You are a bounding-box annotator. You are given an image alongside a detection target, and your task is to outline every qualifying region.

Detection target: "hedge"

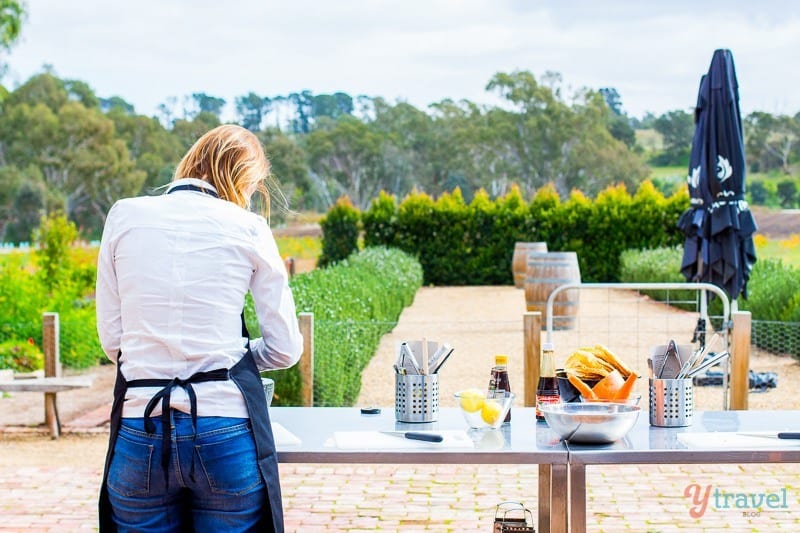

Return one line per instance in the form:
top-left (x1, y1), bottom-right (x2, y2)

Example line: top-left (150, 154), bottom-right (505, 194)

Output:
top-left (619, 246), bottom-right (800, 358)
top-left (246, 246), bottom-right (423, 406)
top-left (356, 181), bottom-right (688, 284)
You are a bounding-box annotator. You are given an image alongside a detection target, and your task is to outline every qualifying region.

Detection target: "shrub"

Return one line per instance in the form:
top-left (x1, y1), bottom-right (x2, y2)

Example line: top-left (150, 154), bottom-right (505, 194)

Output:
top-left (359, 181), bottom-right (688, 285)
top-left (245, 246), bottom-right (423, 406)
top-left (0, 338), bottom-right (44, 372)
top-left (620, 247), bottom-right (800, 358)
top-left (317, 196), bottom-right (360, 267)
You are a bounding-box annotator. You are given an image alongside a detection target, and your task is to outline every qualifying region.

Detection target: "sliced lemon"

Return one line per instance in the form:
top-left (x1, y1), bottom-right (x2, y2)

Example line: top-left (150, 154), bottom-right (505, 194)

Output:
top-left (458, 389), bottom-right (485, 413)
top-left (480, 399), bottom-right (504, 425)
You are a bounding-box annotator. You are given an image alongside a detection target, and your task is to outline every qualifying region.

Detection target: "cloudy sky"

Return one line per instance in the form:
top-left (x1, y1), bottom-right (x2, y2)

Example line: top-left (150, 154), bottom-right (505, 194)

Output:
top-left (4, 0), bottom-right (800, 120)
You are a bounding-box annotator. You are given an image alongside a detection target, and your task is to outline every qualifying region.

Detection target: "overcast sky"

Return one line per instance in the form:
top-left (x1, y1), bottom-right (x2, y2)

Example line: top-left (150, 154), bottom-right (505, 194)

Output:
top-left (4, 0), bottom-right (800, 120)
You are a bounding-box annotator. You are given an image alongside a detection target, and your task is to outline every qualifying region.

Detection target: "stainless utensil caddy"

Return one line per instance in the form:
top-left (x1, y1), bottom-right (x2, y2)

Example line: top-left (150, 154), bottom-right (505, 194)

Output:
top-left (395, 373), bottom-right (439, 423)
top-left (649, 378), bottom-right (693, 427)
top-left (493, 501), bottom-right (535, 533)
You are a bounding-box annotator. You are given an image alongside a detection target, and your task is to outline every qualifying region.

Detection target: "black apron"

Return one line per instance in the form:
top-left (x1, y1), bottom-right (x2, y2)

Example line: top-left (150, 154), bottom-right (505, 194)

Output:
top-left (98, 319), bottom-right (284, 532)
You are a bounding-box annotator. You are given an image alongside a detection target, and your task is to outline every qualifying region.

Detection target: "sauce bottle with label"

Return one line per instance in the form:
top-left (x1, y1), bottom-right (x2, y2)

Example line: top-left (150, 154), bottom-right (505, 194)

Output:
top-left (487, 354), bottom-right (511, 423)
top-left (536, 343), bottom-right (561, 421)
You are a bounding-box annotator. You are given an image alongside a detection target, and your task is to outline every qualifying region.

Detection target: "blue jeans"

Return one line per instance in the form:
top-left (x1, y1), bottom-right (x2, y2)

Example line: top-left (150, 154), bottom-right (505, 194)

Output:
top-left (108, 410), bottom-right (267, 532)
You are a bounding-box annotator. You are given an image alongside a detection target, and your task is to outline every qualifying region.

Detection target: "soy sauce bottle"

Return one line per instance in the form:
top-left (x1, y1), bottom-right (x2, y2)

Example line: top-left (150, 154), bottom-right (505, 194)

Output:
top-left (487, 354), bottom-right (511, 423)
top-left (536, 343), bottom-right (560, 421)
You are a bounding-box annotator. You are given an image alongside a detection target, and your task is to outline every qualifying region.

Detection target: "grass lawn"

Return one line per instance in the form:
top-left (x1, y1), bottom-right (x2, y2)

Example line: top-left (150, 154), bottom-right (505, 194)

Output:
top-left (755, 235), bottom-right (800, 268)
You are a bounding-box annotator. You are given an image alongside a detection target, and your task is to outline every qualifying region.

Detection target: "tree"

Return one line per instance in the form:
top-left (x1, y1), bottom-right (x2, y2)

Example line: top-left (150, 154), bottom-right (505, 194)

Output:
top-left (652, 110), bottom-right (693, 165)
top-left (191, 92), bottom-right (226, 119)
top-left (235, 92), bottom-right (271, 131)
top-left (304, 115), bottom-right (383, 210)
top-left (288, 90), bottom-right (314, 134)
top-left (99, 96), bottom-right (135, 115)
top-left (106, 107), bottom-right (182, 191)
top-left (0, 96), bottom-right (144, 234)
top-left (599, 87), bottom-right (623, 115)
top-left (0, 0), bottom-right (25, 52)
top-left (776, 179), bottom-right (798, 208)
top-left (171, 111), bottom-right (221, 150)
top-left (744, 111), bottom-right (799, 174)
top-left (4, 71), bottom-right (69, 111)
top-left (312, 92), bottom-right (353, 120)
top-left (259, 128), bottom-right (311, 210)
top-left (485, 70), bottom-right (648, 197)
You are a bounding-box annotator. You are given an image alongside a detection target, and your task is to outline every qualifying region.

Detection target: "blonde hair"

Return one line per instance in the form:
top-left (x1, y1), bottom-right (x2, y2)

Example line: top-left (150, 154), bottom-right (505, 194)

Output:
top-left (173, 124), bottom-right (270, 211)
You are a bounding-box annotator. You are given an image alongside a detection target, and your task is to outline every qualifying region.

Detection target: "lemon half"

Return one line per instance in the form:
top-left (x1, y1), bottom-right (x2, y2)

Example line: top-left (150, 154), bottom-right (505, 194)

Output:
top-left (458, 389), bottom-right (485, 413)
top-left (480, 399), bottom-right (504, 425)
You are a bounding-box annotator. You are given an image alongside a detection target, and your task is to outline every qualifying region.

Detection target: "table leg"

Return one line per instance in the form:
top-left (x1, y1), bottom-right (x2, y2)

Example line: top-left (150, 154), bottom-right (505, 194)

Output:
top-left (569, 464), bottom-right (586, 533)
top-left (44, 392), bottom-right (60, 439)
top-left (550, 463), bottom-right (568, 533)
top-left (538, 464), bottom-right (551, 532)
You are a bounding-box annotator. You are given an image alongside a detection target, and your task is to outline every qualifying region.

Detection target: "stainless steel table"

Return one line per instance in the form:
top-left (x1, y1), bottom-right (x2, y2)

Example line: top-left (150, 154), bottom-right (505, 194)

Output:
top-left (565, 410), bottom-right (800, 533)
top-left (270, 407), bottom-right (570, 532)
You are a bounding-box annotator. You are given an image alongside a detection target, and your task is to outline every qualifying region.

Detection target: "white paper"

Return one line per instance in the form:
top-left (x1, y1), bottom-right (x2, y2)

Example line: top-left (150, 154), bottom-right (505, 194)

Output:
top-left (677, 432), bottom-right (800, 449)
top-left (272, 422), bottom-right (301, 447)
top-left (332, 430), bottom-right (474, 450)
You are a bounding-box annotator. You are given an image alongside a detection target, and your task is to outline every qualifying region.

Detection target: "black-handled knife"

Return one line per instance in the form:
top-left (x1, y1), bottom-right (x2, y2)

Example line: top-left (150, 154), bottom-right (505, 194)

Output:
top-left (380, 431), bottom-right (444, 443)
top-left (778, 432), bottom-right (800, 439)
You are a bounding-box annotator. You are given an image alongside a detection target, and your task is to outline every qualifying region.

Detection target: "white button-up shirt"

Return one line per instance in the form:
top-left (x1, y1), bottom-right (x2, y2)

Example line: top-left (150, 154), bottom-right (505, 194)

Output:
top-left (95, 178), bottom-right (303, 418)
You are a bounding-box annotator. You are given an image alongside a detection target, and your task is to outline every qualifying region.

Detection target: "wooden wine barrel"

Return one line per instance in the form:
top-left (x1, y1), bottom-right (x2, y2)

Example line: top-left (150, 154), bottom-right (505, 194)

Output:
top-left (511, 242), bottom-right (548, 288)
top-left (524, 251), bottom-right (581, 329)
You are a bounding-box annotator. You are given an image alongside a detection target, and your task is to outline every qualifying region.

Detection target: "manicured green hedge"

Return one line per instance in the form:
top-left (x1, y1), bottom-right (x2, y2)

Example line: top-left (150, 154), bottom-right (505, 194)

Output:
top-left (317, 196), bottom-right (360, 267)
top-left (356, 181), bottom-right (688, 285)
top-left (247, 246), bottom-right (423, 406)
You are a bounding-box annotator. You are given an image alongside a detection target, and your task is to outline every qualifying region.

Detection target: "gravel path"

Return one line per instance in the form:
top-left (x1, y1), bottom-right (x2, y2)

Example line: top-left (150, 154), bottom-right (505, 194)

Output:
top-left (357, 285), bottom-right (800, 412)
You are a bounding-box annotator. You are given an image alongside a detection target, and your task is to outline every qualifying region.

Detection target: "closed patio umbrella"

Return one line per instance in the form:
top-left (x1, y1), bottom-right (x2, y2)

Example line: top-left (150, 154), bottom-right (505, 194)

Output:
top-left (680, 48), bottom-right (757, 302)
top-left (678, 73), bottom-right (713, 283)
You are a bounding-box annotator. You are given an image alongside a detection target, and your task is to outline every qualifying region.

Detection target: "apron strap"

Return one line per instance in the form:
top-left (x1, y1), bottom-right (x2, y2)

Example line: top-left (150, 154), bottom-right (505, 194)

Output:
top-left (167, 183), bottom-right (219, 198)
top-left (128, 367), bottom-right (230, 487)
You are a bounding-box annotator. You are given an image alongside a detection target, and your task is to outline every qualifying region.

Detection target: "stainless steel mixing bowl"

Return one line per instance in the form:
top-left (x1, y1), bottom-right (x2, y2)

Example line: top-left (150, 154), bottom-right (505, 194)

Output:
top-left (540, 402), bottom-right (640, 444)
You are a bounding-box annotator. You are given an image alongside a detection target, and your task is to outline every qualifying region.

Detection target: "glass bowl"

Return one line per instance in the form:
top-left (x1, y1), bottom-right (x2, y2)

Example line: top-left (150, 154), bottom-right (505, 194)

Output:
top-left (454, 390), bottom-right (515, 430)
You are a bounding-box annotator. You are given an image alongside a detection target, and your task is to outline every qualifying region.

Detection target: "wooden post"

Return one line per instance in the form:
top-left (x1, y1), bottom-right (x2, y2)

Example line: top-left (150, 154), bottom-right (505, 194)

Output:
top-left (730, 310), bottom-right (751, 410)
top-left (523, 311), bottom-right (542, 407)
top-left (42, 312), bottom-right (60, 438)
top-left (298, 312), bottom-right (314, 407)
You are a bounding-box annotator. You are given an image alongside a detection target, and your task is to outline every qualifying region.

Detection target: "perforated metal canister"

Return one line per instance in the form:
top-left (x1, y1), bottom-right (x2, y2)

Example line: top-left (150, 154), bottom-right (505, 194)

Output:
top-left (649, 378), bottom-right (693, 427)
top-left (395, 373), bottom-right (439, 423)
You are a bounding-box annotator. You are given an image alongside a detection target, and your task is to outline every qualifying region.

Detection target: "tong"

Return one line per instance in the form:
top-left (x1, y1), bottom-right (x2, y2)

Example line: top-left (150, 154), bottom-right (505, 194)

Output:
top-left (676, 333), bottom-right (721, 379)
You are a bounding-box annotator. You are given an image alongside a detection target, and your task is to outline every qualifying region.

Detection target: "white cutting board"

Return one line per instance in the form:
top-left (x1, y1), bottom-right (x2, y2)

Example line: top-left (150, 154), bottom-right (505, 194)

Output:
top-left (678, 432), bottom-right (800, 449)
top-left (332, 430), bottom-right (474, 450)
top-left (272, 422), bottom-right (301, 446)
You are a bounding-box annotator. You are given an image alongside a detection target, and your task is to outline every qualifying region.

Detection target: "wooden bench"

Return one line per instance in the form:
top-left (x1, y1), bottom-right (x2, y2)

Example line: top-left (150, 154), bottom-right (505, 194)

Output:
top-left (0, 376), bottom-right (93, 438)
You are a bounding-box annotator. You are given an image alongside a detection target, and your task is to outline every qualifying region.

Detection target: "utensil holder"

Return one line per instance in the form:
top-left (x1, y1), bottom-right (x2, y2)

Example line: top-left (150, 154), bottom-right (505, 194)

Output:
top-left (261, 377), bottom-right (274, 407)
top-left (649, 378), bottom-right (693, 427)
top-left (395, 373), bottom-right (439, 423)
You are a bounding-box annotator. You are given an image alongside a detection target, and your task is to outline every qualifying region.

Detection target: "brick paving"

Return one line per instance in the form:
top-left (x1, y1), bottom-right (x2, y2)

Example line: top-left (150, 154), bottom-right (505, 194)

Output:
top-left (1, 452), bottom-right (798, 531)
top-left (2, 286), bottom-right (800, 531)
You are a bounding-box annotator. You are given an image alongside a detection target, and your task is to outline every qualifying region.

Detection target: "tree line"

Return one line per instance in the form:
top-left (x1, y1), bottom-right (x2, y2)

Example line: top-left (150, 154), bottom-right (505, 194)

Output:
top-left (1, 2), bottom-right (798, 241)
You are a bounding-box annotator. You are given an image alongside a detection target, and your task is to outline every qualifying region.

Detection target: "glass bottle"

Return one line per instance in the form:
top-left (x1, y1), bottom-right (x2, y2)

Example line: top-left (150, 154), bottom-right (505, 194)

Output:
top-left (536, 343), bottom-right (561, 421)
top-left (488, 354), bottom-right (511, 423)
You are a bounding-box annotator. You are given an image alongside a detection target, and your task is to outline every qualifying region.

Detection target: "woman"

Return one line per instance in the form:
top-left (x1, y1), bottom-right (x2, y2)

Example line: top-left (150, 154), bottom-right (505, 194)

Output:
top-left (96, 124), bottom-right (303, 532)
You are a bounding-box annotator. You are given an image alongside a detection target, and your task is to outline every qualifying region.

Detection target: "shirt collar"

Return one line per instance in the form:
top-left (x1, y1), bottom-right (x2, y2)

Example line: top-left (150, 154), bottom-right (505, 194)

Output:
top-left (166, 178), bottom-right (219, 196)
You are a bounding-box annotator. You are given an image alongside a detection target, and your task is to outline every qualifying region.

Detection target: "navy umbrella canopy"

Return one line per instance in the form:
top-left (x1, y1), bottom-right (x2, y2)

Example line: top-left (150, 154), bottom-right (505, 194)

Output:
top-left (679, 49), bottom-right (757, 301)
top-left (678, 73), bottom-right (714, 283)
